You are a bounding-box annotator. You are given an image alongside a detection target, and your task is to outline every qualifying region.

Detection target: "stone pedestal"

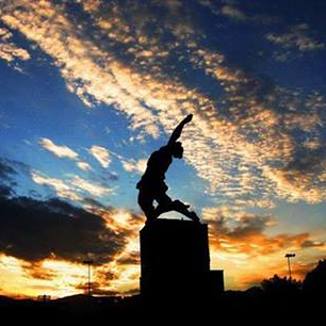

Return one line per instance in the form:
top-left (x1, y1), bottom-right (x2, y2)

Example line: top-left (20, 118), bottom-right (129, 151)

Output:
top-left (140, 218), bottom-right (223, 298)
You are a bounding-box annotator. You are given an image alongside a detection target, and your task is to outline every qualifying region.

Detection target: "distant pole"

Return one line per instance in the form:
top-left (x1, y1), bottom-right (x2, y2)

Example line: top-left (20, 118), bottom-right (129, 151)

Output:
top-left (83, 259), bottom-right (94, 296)
top-left (285, 253), bottom-right (295, 280)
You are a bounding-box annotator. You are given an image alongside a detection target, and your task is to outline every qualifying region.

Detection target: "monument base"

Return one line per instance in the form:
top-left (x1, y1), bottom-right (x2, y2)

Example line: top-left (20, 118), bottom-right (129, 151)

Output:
top-left (140, 218), bottom-right (224, 299)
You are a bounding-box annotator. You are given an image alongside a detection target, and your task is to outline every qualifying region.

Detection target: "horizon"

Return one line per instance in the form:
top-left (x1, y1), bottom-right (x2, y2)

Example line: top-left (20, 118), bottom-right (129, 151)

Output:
top-left (2, 257), bottom-right (323, 301)
top-left (0, 0), bottom-right (326, 298)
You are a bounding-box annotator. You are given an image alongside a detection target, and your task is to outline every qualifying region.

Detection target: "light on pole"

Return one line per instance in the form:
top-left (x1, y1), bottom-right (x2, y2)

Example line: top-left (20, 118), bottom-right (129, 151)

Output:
top-left (285, 253), bottom-right (295, 280)
top-left (83, 259), bottom-right (94, 296)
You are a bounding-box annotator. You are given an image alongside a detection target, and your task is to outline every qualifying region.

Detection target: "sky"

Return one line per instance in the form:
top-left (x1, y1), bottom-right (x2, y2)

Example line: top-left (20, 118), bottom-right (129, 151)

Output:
top-left (0, 0), bottom-right (325, 298)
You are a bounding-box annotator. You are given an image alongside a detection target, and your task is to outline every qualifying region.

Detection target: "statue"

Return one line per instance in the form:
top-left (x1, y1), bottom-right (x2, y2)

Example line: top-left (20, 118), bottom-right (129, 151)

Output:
top-left (137, 114), bottom-right (200, 223)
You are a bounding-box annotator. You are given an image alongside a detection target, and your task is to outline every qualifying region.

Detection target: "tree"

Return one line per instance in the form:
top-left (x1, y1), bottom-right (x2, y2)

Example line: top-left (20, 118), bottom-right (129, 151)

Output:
top-left (261, 274), bottom-right (301, 297)
top-left (303, 259), bottom-right (326, 295)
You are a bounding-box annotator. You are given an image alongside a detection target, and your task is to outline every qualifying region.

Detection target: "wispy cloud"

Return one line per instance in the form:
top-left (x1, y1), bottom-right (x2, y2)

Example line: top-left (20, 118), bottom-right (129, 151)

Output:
top-left (200, 1), bottom-right (275, 24)
top-left (0, 26), bottom-right (30, 63)
top-left (121, 158), bottom-right (147, 175)
top-left (31, 171), bottom-right (82, 201)
top-left (2, 0), bottom-right (326, 208)
top-left (31, 171), bottom-right (112, 201)
top-left (220, 4), bottom-right (247, 21)
top-left (266, 23), bottom-right (325, 61)
top-left (39, 138), bottom-right (94, 172)
top-left (39, 138), bottom-right (79, 160)
top-left (76, 161), bottom-right (92, 171)
top-left (89, 145), bottom-right (111, 168)
top-left (70, 175), bottom-right (111, 197)
top-left (266, 24), bottom-right (325, 52)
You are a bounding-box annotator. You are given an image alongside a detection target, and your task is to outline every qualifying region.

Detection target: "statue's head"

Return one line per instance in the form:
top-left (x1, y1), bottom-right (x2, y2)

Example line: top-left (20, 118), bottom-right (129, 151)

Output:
top-left (171, 141), bottom-right (183, 159)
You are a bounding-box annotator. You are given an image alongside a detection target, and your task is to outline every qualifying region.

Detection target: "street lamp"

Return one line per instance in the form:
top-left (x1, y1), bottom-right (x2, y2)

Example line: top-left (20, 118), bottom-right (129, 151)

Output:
top-left (83, 259), bottom-right (94, 296)
top-left (285, 253), bottom-right (295, 280)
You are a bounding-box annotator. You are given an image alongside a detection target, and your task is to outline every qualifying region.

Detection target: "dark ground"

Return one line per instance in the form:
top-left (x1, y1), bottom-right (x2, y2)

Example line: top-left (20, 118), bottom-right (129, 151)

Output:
top-left (0, 290), bottom-right (323, 325)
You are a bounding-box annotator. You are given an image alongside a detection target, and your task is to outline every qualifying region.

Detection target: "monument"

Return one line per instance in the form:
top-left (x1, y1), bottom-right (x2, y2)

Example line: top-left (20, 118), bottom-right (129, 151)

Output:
top-left (136, 114), bottom-right (199, 223)
top-left (140, 219), bottom-right (224, 298)
top-left (137, 114), bottom-right (224, 299)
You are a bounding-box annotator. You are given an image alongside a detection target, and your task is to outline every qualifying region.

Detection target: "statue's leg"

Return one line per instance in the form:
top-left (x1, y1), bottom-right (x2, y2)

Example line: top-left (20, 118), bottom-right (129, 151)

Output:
top-left (138, 189), bottom-right (156, 222)
top-left (156, 194), bottom-right (200, 222)
top-left (155, 192), bottom-right (174, 218)
top-left (172, 200), bottom-right (200, 222)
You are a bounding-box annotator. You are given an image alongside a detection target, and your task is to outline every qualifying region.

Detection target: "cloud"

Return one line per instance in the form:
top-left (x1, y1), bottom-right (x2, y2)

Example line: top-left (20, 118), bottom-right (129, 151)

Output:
top-left (31, 171), bottom-right (113, 201)
top-left (220, 4), bottom-right (247, 21)
top-left (76, 161), bottom-right (92, 171)
top-left (203, 206), bottom-right (326, 288)
top-left (89, 145), bottom-right (111, 168)
top-left (1, 0), bottom-right (160, 136)
top-left (0, 195), bottom-right (127, 264)
top-left (70, 175), bottom-right (112, 197)
top-left (1, 0), bottom-right (326, 208)
top-left (189, 47), bottom-right (326, 203)
top-left (39, 138), bottom-right (79, 160)
top-left (116, 251), bottom-right (140, 265)
top-left (73, 205), bottom-right (143, 294)
top-left (263, 165), bottom-right (326, 204)
top-left (121, 158), bottom-right (147, 175)
top-left (0, 157), bottom-right (31, 196)
top-left (1, 1), bottom-right (325, 295)
top-left (266, 24), bottom-right (325, 61)
top-left (0, 169), bottom-right (143, 297)
top-left (31, 171), bottom-right (82, 201)
top-left (39, 138), bottom-right (95, 172)
top-left (266, 24), bottom-right (325, 52)
top-left (200, 1), bottom-right (275, 25)
top-left (0, 26), bottom-right (30, 63)
top-left (22, 261), bottom-right (57, 281)
top-left (301, 240), bottom-right (325, 249)
top-left (203, 207), bottom-right (322, 257)
top-left (0, 158), bottom-right (17, 183)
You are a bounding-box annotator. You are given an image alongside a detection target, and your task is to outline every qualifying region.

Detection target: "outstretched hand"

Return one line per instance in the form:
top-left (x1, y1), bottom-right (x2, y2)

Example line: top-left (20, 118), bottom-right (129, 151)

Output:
top-left (167, 114), bottom-right (193, 146)
top-left (183, 114), bottom-right (193, 124)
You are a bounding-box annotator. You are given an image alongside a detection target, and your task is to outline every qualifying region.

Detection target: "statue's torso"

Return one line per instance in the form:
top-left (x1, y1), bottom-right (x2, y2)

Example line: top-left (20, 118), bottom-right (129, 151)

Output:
top-left (137, 146), bottom-right (172, 188)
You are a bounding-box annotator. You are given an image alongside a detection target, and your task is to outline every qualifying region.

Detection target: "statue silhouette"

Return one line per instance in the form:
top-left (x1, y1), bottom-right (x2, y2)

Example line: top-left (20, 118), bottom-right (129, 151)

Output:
top-left (137, 114), bottom-right (200, 223)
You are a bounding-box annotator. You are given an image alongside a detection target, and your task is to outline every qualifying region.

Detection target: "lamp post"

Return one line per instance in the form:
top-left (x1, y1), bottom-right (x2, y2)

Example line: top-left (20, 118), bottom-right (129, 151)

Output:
top-left (285, 253), bottom-right (295, 280)
top-left (83, 259), bottom-right (94, 296)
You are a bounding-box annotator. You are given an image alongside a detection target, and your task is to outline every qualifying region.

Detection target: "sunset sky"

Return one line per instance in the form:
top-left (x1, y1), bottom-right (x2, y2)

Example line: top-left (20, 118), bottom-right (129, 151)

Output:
top-left (0, 0), bottom-right (325, 298)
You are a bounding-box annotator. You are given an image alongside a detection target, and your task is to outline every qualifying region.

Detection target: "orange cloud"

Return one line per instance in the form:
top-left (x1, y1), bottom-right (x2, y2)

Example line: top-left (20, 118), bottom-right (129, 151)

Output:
top-left (203, 206), bottom-right (326, 289)
top-left (203, 207), bottom-right (323, 257)
top-left (0, 26), bottom-right (30, 63)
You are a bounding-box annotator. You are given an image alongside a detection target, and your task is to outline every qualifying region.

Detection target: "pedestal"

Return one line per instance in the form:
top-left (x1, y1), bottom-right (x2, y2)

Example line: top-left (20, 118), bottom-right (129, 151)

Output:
top-left (140, 218), bottom-right (223, 299)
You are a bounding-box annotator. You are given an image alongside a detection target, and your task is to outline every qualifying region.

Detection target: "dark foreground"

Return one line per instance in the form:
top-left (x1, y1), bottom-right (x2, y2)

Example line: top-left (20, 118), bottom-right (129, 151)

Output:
top-left (0, 290), bottom-right (324, 325)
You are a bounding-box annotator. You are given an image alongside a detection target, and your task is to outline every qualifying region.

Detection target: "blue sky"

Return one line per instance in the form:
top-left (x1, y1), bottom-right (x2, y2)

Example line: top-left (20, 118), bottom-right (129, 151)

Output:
top-left (0, 0), bottom-right (325, 297)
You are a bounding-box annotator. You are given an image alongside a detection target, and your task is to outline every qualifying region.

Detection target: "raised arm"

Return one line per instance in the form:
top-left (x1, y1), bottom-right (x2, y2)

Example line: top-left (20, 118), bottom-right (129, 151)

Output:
top-left (167, 114), bottom-right (193, 146)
